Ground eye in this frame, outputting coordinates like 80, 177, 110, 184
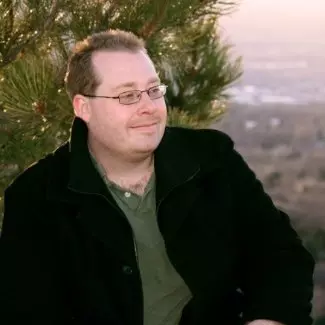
120, 91, 138, 100
150, 86, 160, 93
148, 86, 163, 98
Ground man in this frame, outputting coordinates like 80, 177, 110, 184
0, 29, 315, 325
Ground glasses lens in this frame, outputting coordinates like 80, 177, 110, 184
148, 85, 166, 99
119, 91, 141, 104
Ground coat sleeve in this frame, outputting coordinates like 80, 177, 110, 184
0, 182, 69, 324
223, 137, 315, 325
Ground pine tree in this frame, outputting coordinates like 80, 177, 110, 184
0, 0, 242, 221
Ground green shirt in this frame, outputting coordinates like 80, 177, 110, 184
90, 153, 192, 325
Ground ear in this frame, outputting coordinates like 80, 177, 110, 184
73, 94, 91, 123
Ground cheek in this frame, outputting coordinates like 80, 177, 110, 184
157, 99, 167, 118
90, 106, 130, 139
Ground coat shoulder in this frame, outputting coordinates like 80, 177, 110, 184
5, 142, 70, 197
165, 126, 235, 161
167, 125, 233, 140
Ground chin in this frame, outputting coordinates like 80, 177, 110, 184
134, 139, 161, 153
130, 124, 165, 151
136, 144, 158, 153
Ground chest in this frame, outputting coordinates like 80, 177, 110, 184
61, 171, 240, 280
55, 171, 242, 323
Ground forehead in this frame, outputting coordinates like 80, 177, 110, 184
91, 50, 159, 88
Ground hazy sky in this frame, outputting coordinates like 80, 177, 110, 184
220, 0, 325, 43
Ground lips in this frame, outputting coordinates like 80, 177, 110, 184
131, 122, 158, 128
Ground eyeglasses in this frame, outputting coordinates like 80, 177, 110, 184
82, 84, 168, 105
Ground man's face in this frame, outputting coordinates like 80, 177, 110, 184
75, 50, 167, 157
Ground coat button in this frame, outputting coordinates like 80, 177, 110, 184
122, 265, 133, 275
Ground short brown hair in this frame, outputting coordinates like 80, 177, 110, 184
64, 29, 146, 99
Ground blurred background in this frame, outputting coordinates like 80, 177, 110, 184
218, 1, 325, 322
0, 0, 324, 323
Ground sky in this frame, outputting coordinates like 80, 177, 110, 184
220, 0, 325, 44
217, 0, 325, 105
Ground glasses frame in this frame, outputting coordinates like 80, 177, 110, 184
81, 84, 168, 105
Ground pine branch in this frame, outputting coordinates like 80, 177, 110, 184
0, 0, 243, 212
139, 0, 169, 39
4, 0, 14, 42
0, 0, 60, 69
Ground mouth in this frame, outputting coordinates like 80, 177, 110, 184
131, 122, 158, 128
131, 122, 158, 132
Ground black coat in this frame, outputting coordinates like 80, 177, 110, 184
0, 118, 315, 325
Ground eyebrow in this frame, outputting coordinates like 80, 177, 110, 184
112, 77, 160, 91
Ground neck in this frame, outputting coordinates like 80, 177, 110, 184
88, 138, 154, 189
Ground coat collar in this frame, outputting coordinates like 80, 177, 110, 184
62, 117, 201, 203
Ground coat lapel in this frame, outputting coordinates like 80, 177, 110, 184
154, 127, 201, 205
47, 118, 137, 266
154, 127, 208, 242
76, 194, 138, 267
153, 127, 229, 243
